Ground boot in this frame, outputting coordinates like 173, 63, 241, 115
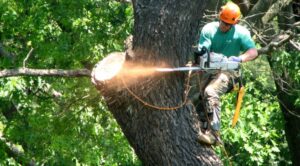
198, 130, 222, 146
198, 130, 216, 145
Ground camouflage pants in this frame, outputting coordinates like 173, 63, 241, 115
197, 71, 236, 131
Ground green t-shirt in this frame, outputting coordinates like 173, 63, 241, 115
198, 22, 256, 57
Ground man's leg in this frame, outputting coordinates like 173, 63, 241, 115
198, 72, 233, 145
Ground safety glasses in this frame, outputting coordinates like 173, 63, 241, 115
220, 21, 232, 27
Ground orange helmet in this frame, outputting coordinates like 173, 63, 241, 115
219, 2, 241, 25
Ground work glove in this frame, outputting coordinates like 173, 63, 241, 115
228, 56, 242, 62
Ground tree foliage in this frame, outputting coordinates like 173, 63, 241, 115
0, 0, 139, 165
217, 57, 291, 165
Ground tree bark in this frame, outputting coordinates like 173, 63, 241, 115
261, 0, 293, 24
93, 0, 222, 165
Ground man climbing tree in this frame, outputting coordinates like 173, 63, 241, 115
196, 1, 258, 145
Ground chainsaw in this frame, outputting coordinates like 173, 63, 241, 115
155, 47, 240, 72
154, 47, 244, 127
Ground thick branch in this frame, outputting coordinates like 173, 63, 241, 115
258, 31, 293, 54
262, 0, 293, 24
245, 0, 275, 24
0, 68, 91, 78
256, 21, 300, 54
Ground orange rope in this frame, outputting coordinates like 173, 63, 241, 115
121, 70, 192, 111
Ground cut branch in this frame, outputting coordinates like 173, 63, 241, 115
0, 68, 91, 78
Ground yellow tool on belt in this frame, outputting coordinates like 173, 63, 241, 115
232, 81, 245, 128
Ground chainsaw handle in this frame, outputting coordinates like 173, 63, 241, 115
193, 46, 208, 65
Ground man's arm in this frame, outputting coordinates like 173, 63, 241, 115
198, 24, 212, 51
240, 48, 258, 63
228, 48, 258, 63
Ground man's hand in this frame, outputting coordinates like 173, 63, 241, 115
228, 56, 242, 62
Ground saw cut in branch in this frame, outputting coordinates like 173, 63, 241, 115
91, 52, 125, 84
0, 68, 91, 78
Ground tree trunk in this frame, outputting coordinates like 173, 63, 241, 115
248, 0, 300, 164
94, 0, 222, 165
274, 3, 300, 164
276, 85, 300, 166
267, 54, 300, 165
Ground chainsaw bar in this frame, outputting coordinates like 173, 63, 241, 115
155, 67, 203, 72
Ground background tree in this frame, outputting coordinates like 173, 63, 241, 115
239, 0, 300, 164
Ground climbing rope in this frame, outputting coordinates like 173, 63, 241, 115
121, 70, 193, 111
